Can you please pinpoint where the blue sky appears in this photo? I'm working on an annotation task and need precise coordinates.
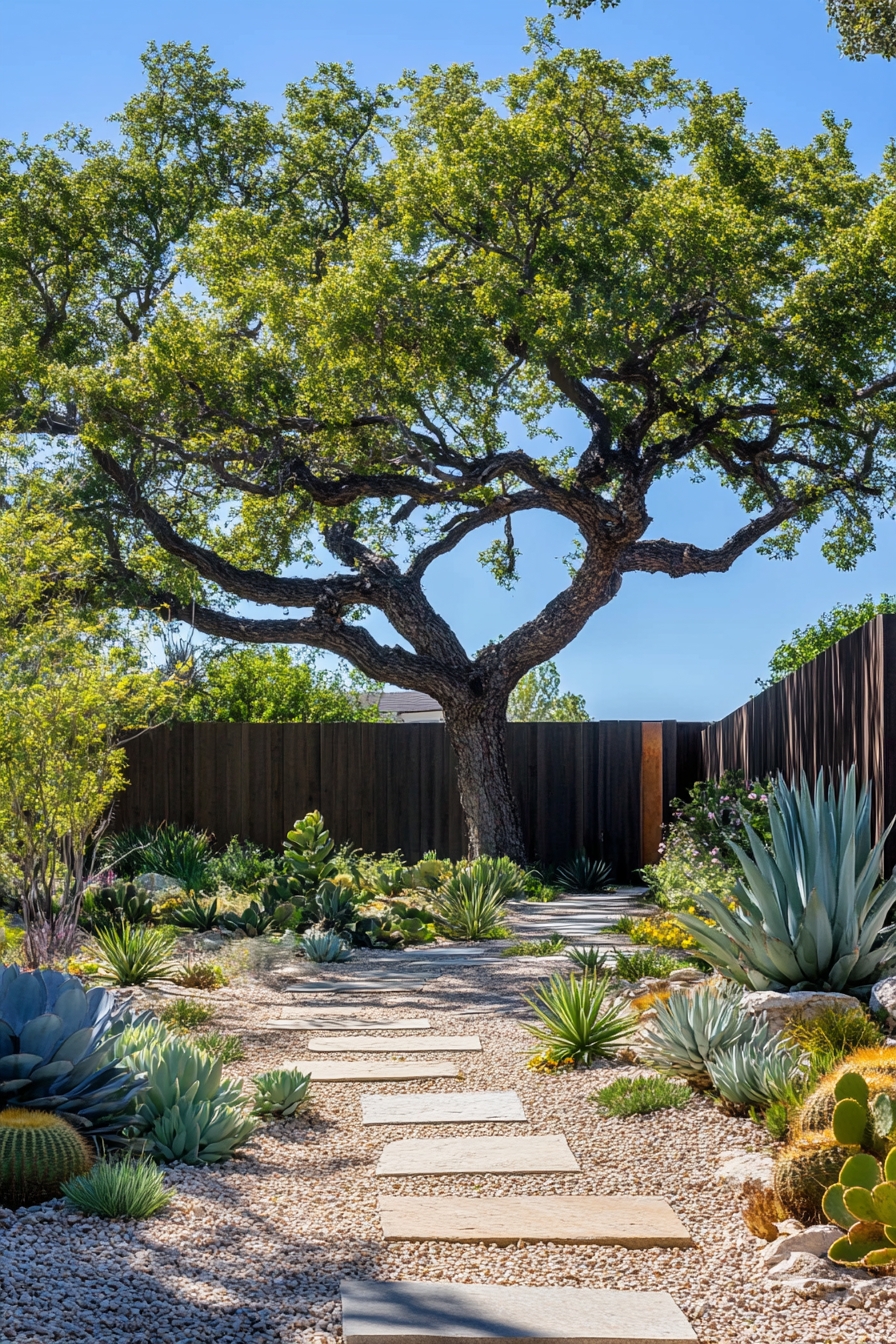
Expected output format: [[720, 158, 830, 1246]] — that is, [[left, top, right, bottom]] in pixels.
[[2, 0, 896, 721]]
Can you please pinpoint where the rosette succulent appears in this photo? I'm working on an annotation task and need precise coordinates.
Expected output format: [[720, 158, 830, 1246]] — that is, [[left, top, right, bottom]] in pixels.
[[0, 965, 144, 1136]]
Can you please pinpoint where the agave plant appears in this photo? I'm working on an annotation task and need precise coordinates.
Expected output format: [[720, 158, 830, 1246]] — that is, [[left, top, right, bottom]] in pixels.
[[707, 1019, 809, 1109], [253, 1068, 311, 1118], [523, 972, 635, 1067], [315, 882, 358, 935], [219, 901, 276, 937], [678, 769, 896, 992], [637, 980, 749, 1087], [82, 882, 156, 930], [555, 850, 612, 893], [167, 895, 221, 932], [300, 931, 351, 962], [143, 1094, 257, 1164], [566, 946, 610, 975], [0, 965, 144, 1135]]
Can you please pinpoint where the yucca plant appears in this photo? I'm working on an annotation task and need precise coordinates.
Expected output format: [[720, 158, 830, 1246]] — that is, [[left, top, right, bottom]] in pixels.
[[146, 825, 214, 895], [62, 1155, 172, 1218], [523, 972, 635, 1067], [92, 923, 177, 986], [678, 768, 896, 991], [430, 867, 510, 940], [252, 1068, 311, 1118], [637, 980, 749, 1087], [566, 946, 610, 975], [555, 850, 612, 893]]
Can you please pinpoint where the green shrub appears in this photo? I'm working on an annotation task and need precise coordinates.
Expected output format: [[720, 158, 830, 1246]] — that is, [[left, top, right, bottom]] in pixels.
[[92, 922, 177, 986], [523, 972, 635, 1067], [194, 1032, 245, 1065], [783, 1006, 883, 1067], [613, 949, 685, 980], [63, 1156, 172, 1219], [502, 937, 566, 957], [159, 999, 215, 1032], [590, 1076, 691, 1117], [209, 836, 278, 893], [253, 1068, 311, 1118]]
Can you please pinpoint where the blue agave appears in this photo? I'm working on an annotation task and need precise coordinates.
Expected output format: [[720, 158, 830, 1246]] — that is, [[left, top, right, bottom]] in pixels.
[[0, 965, 145, 1136]]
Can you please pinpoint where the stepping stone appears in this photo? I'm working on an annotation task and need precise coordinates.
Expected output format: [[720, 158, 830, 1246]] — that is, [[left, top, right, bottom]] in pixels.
[[283, 1060, 460, 1082], [361, 1091, 526, 1125], [376, 1196, 694, 1248], [376, 1136, 579, 1175], [265, 1017, 433, 1031], [340, 1281, 697, 1344], [284, 982, 434, 994], [309, 1035, 481, 1053]]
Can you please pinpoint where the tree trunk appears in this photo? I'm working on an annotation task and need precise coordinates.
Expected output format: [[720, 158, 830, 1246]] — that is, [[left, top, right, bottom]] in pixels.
[[443, 700, 525, 861]]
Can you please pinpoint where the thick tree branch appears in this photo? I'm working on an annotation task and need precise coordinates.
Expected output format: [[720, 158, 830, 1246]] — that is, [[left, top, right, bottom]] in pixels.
[[617, 501, 800, 578]]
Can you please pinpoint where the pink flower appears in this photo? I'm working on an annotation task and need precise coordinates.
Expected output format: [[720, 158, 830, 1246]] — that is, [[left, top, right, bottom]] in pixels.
[[658, 843, 666, 853], [760, 795, 768, 803], [710, 847, 720, 856], [707, 811, 716, 820], [748, 792, 757, 800]]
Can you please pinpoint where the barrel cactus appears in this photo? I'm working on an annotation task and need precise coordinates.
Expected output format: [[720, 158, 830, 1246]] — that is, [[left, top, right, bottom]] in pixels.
[[0, 1107, 94, 1206], [0, 964, 144, 1135], [774, 1134, 855, 1223]]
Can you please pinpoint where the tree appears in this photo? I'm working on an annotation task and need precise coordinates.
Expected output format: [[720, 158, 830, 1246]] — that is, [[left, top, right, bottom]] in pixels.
[[552, 1, 896, 60], [507, 660, 589, 721], [0, 500, 174, 964], [4, 35, 896, 858], [764, 595, 896, 683], [179, 646, 381, 722]]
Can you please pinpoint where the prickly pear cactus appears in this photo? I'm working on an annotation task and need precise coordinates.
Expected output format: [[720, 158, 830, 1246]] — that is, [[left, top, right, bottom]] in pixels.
[[825, 1148, 896, 1268]]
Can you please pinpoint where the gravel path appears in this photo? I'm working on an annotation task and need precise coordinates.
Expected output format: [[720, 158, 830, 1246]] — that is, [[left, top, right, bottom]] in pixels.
[[2, 938, 895, 1344]]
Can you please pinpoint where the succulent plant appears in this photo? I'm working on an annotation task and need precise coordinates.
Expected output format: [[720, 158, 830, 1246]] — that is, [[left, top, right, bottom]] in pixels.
[[825, 1070, 896, 1153], [678, 768, 896, 991], [637, 980, 749, 1087], [283, 812, 339, 891], [523, 971, 635, 1067], [167, 895, 221, 931], [774, 1135, 856, 1223], [62, 1155, 172, 1218], [144, 1095, 257, 1164], [252, 1068, 311, 1118], [92, 923, 177, 986], [300, 930, 351, 962], [555, 851, 612, 893], [566, 946, 610, 975], [82, 882, 156, 929], [0, 964, 145, 1135], [219, 901, 276, 937], [0, 1107, 94, 1206], [429, 866, 510, 940], [315, 883, 358, 934], [824, 1148, 896, 1267], [706, 1018, 808, 1109]]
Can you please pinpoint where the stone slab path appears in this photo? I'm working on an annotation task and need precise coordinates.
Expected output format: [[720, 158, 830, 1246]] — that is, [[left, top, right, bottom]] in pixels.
[[265, 1017, 433, 1031], [340, 1281, 698, 1344], [284, 981, 434, 994], [308, 1035, 481, 1053], [283, 1060, 460, 1082], [375, 1136, 580, 1175], [376, 1196, 694, 1248], [361, 1091, 527, 1125]]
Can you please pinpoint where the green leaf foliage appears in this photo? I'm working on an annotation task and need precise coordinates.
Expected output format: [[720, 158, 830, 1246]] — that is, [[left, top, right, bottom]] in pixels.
[[589, 1075, 691, 1116], [765, 596, 896, 685], [179, 647, 381, 723], [63, 1156, 172, 1219], [523, 971, 635, 1066]]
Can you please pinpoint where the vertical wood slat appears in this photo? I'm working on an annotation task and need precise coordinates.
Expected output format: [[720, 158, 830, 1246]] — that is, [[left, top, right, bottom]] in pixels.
[[115, 719, 652, 879], [640, 722, 664, 867]]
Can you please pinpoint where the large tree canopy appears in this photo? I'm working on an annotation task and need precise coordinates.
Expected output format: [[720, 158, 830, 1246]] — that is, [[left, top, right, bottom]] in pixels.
[[4, 26, 896, 856]]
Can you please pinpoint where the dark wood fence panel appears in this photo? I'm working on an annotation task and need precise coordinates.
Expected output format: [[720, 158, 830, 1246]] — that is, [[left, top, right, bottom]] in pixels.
[[701, 615, 890, 859], [114, 721, 649, 877]]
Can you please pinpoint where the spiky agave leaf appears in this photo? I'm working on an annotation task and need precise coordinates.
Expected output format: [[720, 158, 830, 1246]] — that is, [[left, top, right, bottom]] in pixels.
[[253, 1068, 311, 1118], [638, 980, 749, 1086], [707, 1018, 809, 1108], [678, 768, 896, 992]]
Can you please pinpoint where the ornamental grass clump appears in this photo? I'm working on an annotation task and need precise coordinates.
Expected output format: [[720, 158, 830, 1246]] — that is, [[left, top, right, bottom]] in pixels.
[[613, 948, 687, 980], [590, 1076, 691, 1117], [62, 1156, 172, 1219], [159, 999, 214, 1032], [523, 972, 635, 1067], [678, 767, 896, 991], [92, 922, 177, 986]]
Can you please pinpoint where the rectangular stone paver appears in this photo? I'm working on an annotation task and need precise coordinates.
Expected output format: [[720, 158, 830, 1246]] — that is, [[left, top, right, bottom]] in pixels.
[[282, 1060, 460, 1082], [284, 981, 434, 993], [376, 1137, 579, 1175], [267, 1017, 432, 1031], [361, 1091, 526, 1125], [309, 1035, 481, 1053], [376, 1196, 693, 1247], [340, 1281, 697, 1344]]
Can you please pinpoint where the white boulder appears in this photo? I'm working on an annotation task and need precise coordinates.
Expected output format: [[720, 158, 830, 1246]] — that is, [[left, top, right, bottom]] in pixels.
[[871, 976, 896, 1024], [741, 989, 861, 1034], [716, 1152, 775, 1191], [760, 1225, 841, 1268], [133, 872, 181, 894]]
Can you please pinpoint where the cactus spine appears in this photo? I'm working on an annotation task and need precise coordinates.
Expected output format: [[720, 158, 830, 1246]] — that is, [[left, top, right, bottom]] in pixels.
[[0, 1108, 94, 1207]]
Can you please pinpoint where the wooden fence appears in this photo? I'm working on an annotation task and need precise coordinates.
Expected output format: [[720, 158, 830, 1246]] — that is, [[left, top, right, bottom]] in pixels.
[[702, 613, 896, 868], [115, 720, 708, 880]]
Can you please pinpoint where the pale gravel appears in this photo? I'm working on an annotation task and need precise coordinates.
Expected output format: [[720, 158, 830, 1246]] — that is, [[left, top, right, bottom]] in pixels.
[[2, 937, 895, 1344]]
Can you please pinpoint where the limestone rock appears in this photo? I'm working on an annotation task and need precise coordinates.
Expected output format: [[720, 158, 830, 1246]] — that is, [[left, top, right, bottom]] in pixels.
[[668, 967, 704, 984], [716, 1153, 775, 1191], [133, 871, 181, 894], [765, 1251, 843, 1282], [741, 989, 861, 1034], [871, 975, 896, 1024], [760, 1225, 841, 1268]]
